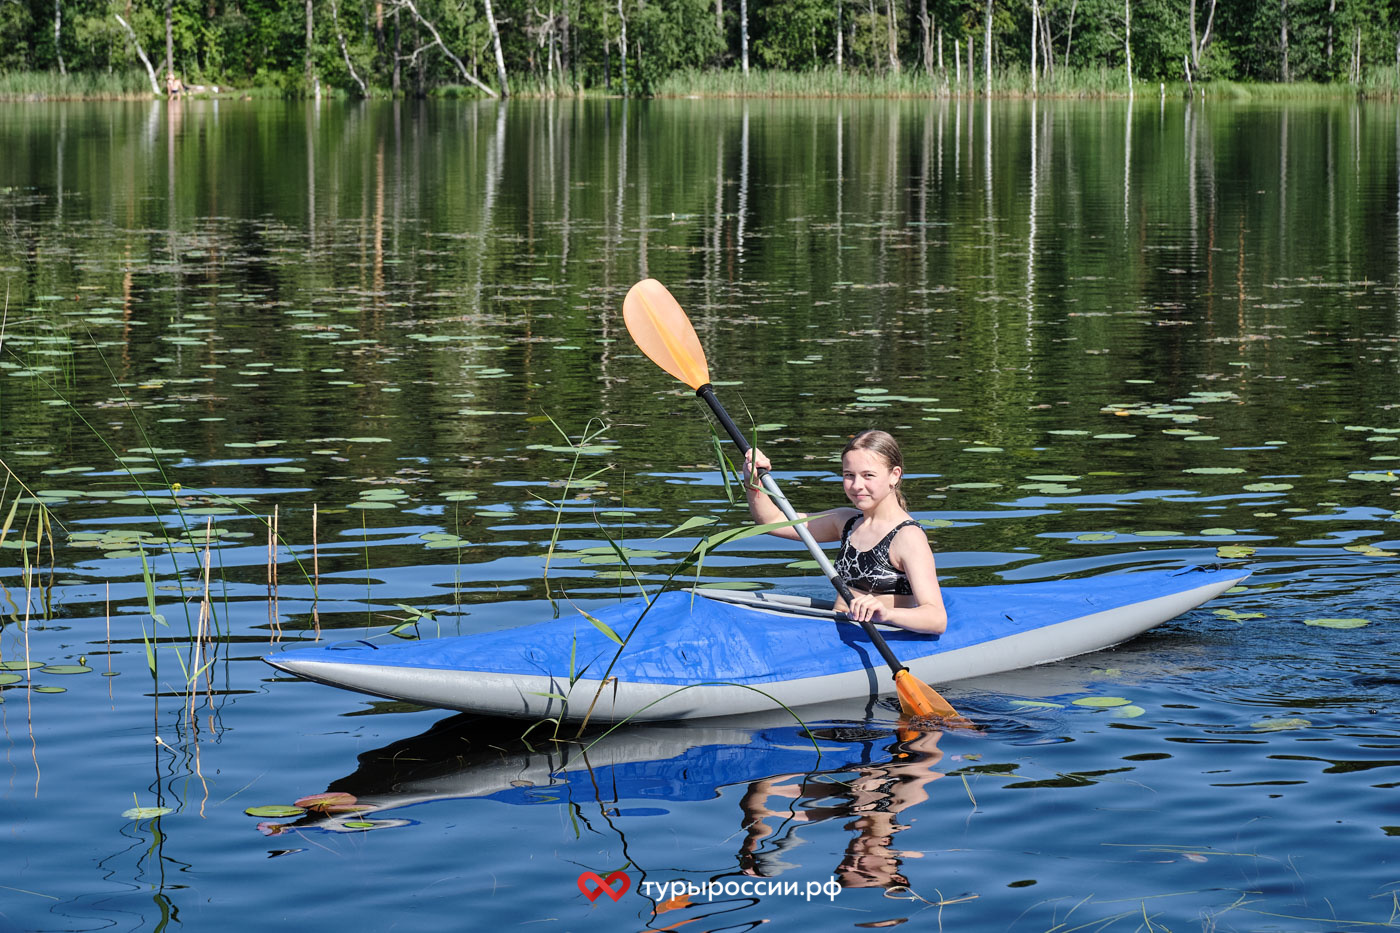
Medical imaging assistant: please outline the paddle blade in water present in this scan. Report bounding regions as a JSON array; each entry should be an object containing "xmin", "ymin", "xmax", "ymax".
[
  {"xmin": 894, "ymin": 669, "xmax": 961, "ymax": 721},
  {"xmin": 623, "ymin": 279, "xmax": 711, "ymax": 390}
]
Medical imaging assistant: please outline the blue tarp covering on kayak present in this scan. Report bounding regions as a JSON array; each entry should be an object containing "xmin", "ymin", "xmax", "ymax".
[{"xmin": 272, "ymin": 566, "xmax": 1240, "ymax": 687}]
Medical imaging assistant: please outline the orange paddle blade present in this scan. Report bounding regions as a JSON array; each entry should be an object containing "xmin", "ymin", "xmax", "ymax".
[
  {"xmin": 623, "ymin": 279, "xmax": 711, "ymax": 390},
  {"xmin": 894, "ymin": 669, "xmax": 962, "ymax": 722}
]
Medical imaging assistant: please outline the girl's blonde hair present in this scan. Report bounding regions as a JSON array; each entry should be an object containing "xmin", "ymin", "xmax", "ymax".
[{"xmin": 842, "ymin": 429, "xmax": 907, "ymax": 510}]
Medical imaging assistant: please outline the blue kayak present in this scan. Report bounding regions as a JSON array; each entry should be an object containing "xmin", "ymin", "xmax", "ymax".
[{"xmin": 265, "ymin": 565, "xmax": 1248, "ymax": 722}]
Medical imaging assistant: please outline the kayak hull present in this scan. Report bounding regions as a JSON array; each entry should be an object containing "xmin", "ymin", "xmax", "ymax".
[{"xmin": 266, "ymin": 565, "xmax": 1247, "ymax": 722}]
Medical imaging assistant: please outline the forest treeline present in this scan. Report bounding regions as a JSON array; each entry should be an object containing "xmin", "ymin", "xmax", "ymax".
[{"xmin": 3, "ymin": 0, "xmax": 1400, "ymax": 97}]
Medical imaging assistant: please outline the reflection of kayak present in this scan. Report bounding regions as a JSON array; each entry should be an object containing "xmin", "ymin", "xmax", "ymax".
[
  {"xmin": 278, "ymin": 709, "xmax": 887, "ymax": 833},
  {"xmin": 265, "ymin": 565, "xmax": 1247, "ymax": 722}
]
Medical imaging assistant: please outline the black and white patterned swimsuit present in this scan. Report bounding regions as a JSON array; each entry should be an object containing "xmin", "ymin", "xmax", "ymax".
[{"xmin": 833, "ymin": 516, "xmax": 923, "ymax": 596}]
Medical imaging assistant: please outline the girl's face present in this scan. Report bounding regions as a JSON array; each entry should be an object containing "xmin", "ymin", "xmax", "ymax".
[{"xmin": 842, "ymin": 449, "xmax": 902, "ymax": 509}]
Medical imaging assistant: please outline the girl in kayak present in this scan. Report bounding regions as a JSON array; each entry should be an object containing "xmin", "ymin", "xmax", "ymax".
[{"xmin": 743, "ymin": 430, "xmax": 947, "ymax": 634}]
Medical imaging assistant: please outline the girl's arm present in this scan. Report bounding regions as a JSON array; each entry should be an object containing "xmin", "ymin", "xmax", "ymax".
[
  {"xmin": 743, "ymin": 448, "xmax": 853, "ymax": 542},
  {"xmin": 845, "ymin": 526, "xmax": 948, "ymax": 634}
]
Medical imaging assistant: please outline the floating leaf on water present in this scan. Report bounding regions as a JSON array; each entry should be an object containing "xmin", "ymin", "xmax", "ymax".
[
  {"xmin": 1244, "ymin": 482, "xmax": 1293, "ymax": 492},
  {"xmin": 123, "ymin": 806, "xmax": 174, "ymax": 819},
  {"xmin": 39, "ymin": 665, "xmax": 91, "ymax": 675},
  {"xmin": 919, "ymin": 519, "xmax": 955, "ymax": 528},
  {"xmin": 1112, "ymin": 705, "xmax": 1146, "ymax": 718},
  {"xmin": 1026, "ymin": 474, "xmax": 1080, "ymax": 482},
  {"xmin": 947, "ymin": 482, "xmax": 1001, "ymax": 490},
  {"xmin": 294, "ymin": 792, "xmax": 361, "ymax": 813},
  {"xmin": 963, "ymin": 446, "xmax": 1003, "ymax": 453},
  {"xmin": 442, "ymin": 491, "xmax": 478, "ymax": 502},
  {"xmin": 1348, "ymin": 472, "xmax": 1396, "ymax": 483},
  {"xmin": 345, "ymin": 437, "xmax": 393, "ymax": 444},
  {"xmin": 1136, "ymin": 530, "xmax": 1183, "ymax": 538},
  {"xmin": 0, "ymin": 660, "xmax": 43, "ymax": 671},
  {"xmin": 1252, "ymin": 718, "xmax": 1311, "ymax": 732},
  {"xmin": 1184, "ymin": 467, "xmax": 1245, "ymax": 475},
  {"xmin": 1183, "ymin": 435, "xmax": 1221, "ymax": 442},
  {"xmin": 1047, "ymin": 430, "xmax": 1091, "ymax": 436},
  {"xmin": 1216, "ymin": 545, "xmax": 1256, "ymax": 559},
  {"xmin": 696, "ymin": 581, "xmax": 763, "ymax": 590},
  {"xmin": 245, "ymin": 805, "xmax": 307, "ymax": 818},
  {"xmin": 1072, "ymin": 696, "xmax": 1131, "ymax": 708},
  {"xmin": 347, "ymin": 501, "xmax": 396, "ymax": 510},
  {"xmin": 1094, "ymin": 433, "xmax": 1136, "ymax": 440},
  {"xmin": 0, "ymin": 673, "xmax": 24, "ymax": 686},
  {"xmin": 1200, "ymin": 528, "xmax": 1237, "ymax": 536},
  {"xmin": 1303, "ymin": 617, "xmax": 1370, "ymax": 629},
  {"xmin": 1076, "ymin": 533, "xmax": 1116, "ymax": 542},
  {"xmin": 786, "ymin": 559, "xmax": 821, "ymax": 569},
  {"xmin": 32, "ymin": 686, "xmax": 65, "ymax": 693}
]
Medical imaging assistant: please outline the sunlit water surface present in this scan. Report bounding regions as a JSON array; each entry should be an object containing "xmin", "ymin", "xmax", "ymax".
[{"xmin": 0, "ymin": 97, "xmax": 1397, "ymax": 931}]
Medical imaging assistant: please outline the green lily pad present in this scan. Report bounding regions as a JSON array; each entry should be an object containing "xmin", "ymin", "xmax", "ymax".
[
  {"xmin": 0, "ymin": 660, "xmax": 43, "ymax": 671},
  {"xmin": 963, "ymin": 446, "xmax": 1003, "ymax": 453},
  {"xmin": 786, "ymin": 560, "xmax": 821, "ymax": 570},
  {"xmin": 1303, "ymin": 617, "xmax": 1370, "ymax": 629},
  {"xmin": 1184, "ymin": 467, "xmax": 1245, "ymax": 475},
  {"xmin": 947, "ymin": 482, "xmax": 1001, "ymax": 490},
  {"xmin": 1200, "ymin": 528, "xmax": 1237, "ymax": 536},
  {"xmin": 1076, "ymin": 533, "xmax": 1116, "ymax": 542},
  {"xmin": 1112, "ymin": 705, "xmax": 1146, "ymax": 718},
  {"xmin": 1244, "ymin": 482, "xmax": 1293, "ymax": 492},
  {"xmin": 123, "ymin": 806, "xmax": 174, "ymax": 819},
  {"xmin": 32, "ymin": 686, "xmax": 65, "ymax": 693},
  {"xmin": 1094, "ymin": 433, "xmax": 1136, "ymax": 440},
  {"xmin": 245, "ymin": 805, "xmax": 307, "ymax": 818},
  {"xmin": 1136, "ymin": 530, "xmax": 1183, "ymax": 538},
  {"xmin": 1349, "ymin": 472, "xmax": 1396, "ymax": 483},
  {"xmin": 1252, "ymin": 718, "xmax": 1311, "ymax": 732},
  {"xmin": 1216, "ymin": 545, "xmax": 1256, "ymax": 558},
  {"xmin": 1047, "ymin": 430, "xmax": 1090, "ymax": 436},
  {"xmin": 0, "ymin": 673, "xmax": 24, "ymax": 686},
  {"xmin": 39, "ymin": 665, "xmax": 91, "ymax": 675},
  {"xmin": 1072, "ymin": 696, "xmax": 1131, "ymax": 708}
]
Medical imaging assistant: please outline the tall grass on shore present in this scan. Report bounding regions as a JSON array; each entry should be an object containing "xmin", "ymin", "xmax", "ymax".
[
  {"xmin": 652, "ymin": 65, "xmax": 1390, "ymax": 100},
  {"xmin": 0, "ymin": 70, "xmax": 154, "ymax": 100}
]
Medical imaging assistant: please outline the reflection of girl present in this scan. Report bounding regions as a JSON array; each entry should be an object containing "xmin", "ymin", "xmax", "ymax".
[
  {"xmin": 737, "ymin": 729, "xmax": 945, "ymax": 889},
  {"xmin": 743, "ymin": 430, "xmax": 947, "ymax": 634}
]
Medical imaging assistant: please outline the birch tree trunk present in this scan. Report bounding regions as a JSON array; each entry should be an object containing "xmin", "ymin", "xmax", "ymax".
[
  {"xmin": 920, "ymin": 0, "xmax": 930, "ymax": 75},
  {"xmin": 165, "ymin": 0, "xmax": 173, "ymax": 78},
  {"xmin": 330, "ymin": 0, "xmax": 366, "ymax": 95},
  {"xmin": 886, "ymin": 0, "xmax": 899, "ymax": 73},
  {"xmin": 1124, "ymin": 0, "xmax": 1133, "ymax": 97},
  {"xmin": 1279, "ymin": 0, "xmax": 1289, "ymax": 82},
  {"xmin": 55, "ymin": 0, "xmax": 66, "ymax": 75},
  {"xmin": 1029, "ymin": 0, "xmax": 1037, "ymax": 93},
  {"xmin": 740, "ymin": 0, "xmax": 749, "ymax": 75},
  {"xmin": 396, "ymin": 0, "xmax": 500, "ymax": 96},
  {"xmin": 305, "ymin": 0, "xmax": 315, "ymax": 88},
  {"xmin": 483, "ymin": 0, "xmax": 510, "ymax": 96},
  {"xmin": 618, "ymin": 0, "xmax": 629, "ymax": 92},
  {"xmin": 114, "ymin": 12, "xmax": 160, "ymax": 93},
  {"xmin": 982, "ymin": 0, "xmax": 991, "ymax": 93}
]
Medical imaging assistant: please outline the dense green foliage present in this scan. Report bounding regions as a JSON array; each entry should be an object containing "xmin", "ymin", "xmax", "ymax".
[{"xmin": 4, "ymin": 0, "xmax": 1400, "ymax": 96}]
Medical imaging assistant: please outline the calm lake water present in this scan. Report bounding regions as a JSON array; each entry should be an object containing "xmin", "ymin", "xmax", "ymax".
[{"xmin": 0, "ymin": 97, "xmax": 1397, "ymax": 931}]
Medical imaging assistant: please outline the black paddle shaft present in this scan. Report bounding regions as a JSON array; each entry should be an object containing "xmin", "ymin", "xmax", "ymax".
[{"xmin": 694, "ymin": 384, "xmax": 911, "ymax": 676}]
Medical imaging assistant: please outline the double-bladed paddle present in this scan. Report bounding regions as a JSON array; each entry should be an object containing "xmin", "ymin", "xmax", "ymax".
[{"xmin": 623, "ymin": 277, "xmax": 961, "ymax": 722}]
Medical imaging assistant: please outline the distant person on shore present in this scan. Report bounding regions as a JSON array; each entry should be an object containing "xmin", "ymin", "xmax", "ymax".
[{"xmin": 165, "ymin": 71, "xmax": 184, "ymax": 97}]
